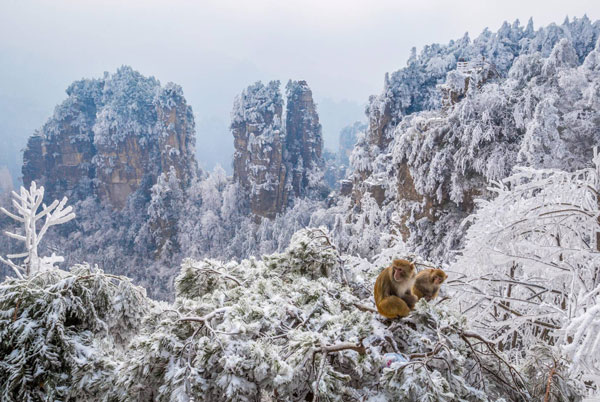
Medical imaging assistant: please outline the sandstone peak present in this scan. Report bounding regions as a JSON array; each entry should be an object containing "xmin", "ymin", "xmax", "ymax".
[
  {"xmin": 231, "ymin": 79, "xmax": 323, "ymax": 219},
  {"xmin": 22, "ymin": 66, "xmax": 196, "ymax": 209}
]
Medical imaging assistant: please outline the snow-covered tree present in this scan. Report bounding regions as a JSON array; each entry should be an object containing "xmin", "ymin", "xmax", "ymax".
[
  {"xmin": 347, "ymin": 21, "xmax": 600, "ymax": 263},
  {"xmin": 450, "ymin": 150, "xmax": 600, "ymax": 389},
  {"xmin": 0, "ymin": 181, "xmax": 75, "ymax": 278},
  {"xmin": 0, "ymin": 264, "xmax": 150, "ymax": 401}
]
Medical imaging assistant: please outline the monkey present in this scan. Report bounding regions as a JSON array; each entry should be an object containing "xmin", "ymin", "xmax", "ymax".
[
  {"xmin": 412, "ymin": 269, "xmax": 448, "ymax": 302},
  {"xmin": 373, "ymin": 259, "xmax": 417, "ymax": 319}
]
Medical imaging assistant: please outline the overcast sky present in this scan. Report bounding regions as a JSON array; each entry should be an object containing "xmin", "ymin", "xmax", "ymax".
[{"xmin": 1, "ymin": 0, "xmax": 600, "ymax": 178}]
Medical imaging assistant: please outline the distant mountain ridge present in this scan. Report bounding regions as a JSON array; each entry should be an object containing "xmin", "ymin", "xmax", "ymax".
[{"xmin": 348, "ymin": 16, "xmax": 600, "ymax": 259}]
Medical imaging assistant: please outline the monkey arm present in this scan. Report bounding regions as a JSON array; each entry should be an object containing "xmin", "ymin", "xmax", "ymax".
[
  {"xmin": 401, "ymin": 292, "xmax": 417, "ymax": 309},
  {"xmin": 429, "ymin": 287, "xmax": 440, "ymax": 301},
  {"xmin": 376, "ymin": 296, "xmax": 411, "ymax": 319}
]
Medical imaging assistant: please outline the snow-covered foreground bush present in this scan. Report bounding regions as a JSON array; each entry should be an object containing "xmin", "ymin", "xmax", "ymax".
[
  {"xmin": 0, "ymin": 228, "xmax": 587, "ymax": 400},
  {"xmin": 450, "ymin": 154, "xmax": 600, "ymax": 392}
]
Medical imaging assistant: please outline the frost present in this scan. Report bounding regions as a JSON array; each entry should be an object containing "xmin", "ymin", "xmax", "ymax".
[
  {"xmin": 450, "ymin": 150, "xmax": 600, "ymax": 385},
  {"xmin": 0, "ymin": 182, "xmax": 75, "ymax": 278}
]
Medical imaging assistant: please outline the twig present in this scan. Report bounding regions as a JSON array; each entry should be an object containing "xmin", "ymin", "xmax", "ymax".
[
  {"xmin": 179, "ymin": 306, "xmax": 231, "ymax": 323},
  {"xmin": 460, "ymin": 330, "xmax": 529, "ymax": 399},
  {"xmin": 414, "ymin": 262, "xmax": 441, "ymax": 270},
  {"xmin": 12, "ymin": 298, "xmax": 20, "ymax": 322},
  {"xmin": 0, "ymin": 256, "xmax": 24, "ymax": 279},
  {"xmin": 194, "ymin": 262, "xmax": 242, "ymax": 286},
  {"xmin": 353, "ymin": 302, "xmax": 377, "ymax": 314},
  {"xmin": 408, "ymin": 342, "xmax": 443, "ymax": 359},
  {"xmin": 318, "ymin": 342, "xmax": 366, "ymax": 355},
  {"xmin": 544, "ymin": 361, "xmax": 557, "ymax": 402},
  {"xmin": 178, "ymin": 307, "xmax": 240, "ymax": 335}
]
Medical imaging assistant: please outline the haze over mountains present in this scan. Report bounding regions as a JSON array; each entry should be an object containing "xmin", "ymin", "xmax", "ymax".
[
  {"xmin": 1, "ymin": 15, "xmax": 598, "ymax": 298},
  {"xmin": 2, "ymin": 0, "xmax": 599, "ymax": 188}
]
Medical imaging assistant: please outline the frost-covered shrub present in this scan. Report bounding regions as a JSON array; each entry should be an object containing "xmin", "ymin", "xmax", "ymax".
[
  {"xmin": 0, "ymin": 264, "xmax": 150, "ymax": 401},
  {"xmin": 0, "ymin": 182, "xmax": 75, "ymax": 278},
  {"xmin": 0, "ymin": 223, "xmax": 586, "ymax": 400},
  {"xmin": 380, "ymin": 303, "xmax": 584, "ymax": 401},
  {"xmin": 119, "ymin": 230, "xmax": 377, "ymax": 401}
]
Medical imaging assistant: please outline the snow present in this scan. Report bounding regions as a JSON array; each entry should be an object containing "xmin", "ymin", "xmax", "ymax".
[{"xmin": 1, "ymin": 15, "xmax": 600, "ymax": 401}]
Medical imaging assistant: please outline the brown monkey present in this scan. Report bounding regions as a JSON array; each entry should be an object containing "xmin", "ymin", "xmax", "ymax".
[
  {"xmin": 374, "ymin": 259, "xmax": 417, "ymax": 319},
  {"xmin": 412, "ymin": 269, "xmax": 448, "ymax": 301}
]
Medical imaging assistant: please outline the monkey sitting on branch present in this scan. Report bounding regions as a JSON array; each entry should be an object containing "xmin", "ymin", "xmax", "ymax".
[
  {"xmin": 373, "ymin": 259, "xmax": 417, "ymax": 319},
  {"xmin": 412, "ymin": 268, "xmax": 447, "ymax": 302}
]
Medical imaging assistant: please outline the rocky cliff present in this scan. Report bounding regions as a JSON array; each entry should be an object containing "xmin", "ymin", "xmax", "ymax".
[
  {"xmin": 231, "ymin": 80, "xmax": 323, "ymax": 219},
  {"xmin": 22, "ymin": 66, "xmax": 196, "ymax": 209},
  {"xmin": 284, "ymin": 80, "xmax": 323, "ymax": 198},
  {"xmin": 347, "ymin": 17, "xmax": 600, "ymax": 260}
]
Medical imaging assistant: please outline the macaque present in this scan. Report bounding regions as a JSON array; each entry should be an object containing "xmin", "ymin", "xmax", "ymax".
[
  {"xmin": 412, "ymin": 269, "xmax": 448, "ymax": 301},
  {"xmin": 374, "ymin": 259, "xmax": 417, "ymax": 319}
]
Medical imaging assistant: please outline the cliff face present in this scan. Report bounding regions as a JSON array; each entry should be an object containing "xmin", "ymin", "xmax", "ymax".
[
  {"xmin": 231, "ymin": 80, "xmax": 323, "ymax": 219},
  {"xmin": 22, "ymin": 67, "xmax": 196, "ymax": 209},
  {"xmin": 284, "ymin": 81, "xmax": 323, "ymax": 198},
  {"xmin": 231, "ymin": 81, "xmax": 286, "ymax": 218}
]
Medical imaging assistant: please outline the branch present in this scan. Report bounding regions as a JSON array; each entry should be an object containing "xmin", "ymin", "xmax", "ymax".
[
  {"xmin": 352, "ymin": 302, "xmax": 378, "ymax": 314},
  {"xmin": 35, "ymin": 199, "xmax": 59, "ymax": 220},
  {"xmin": 9, "ymin": 189, "xmax": 26, "ymax": 204},
  {"xmin": 544, "ymin": 363, "xmax": 557, "ymax": 402},
  {"xmin": 179, "ymin": 307, "xmax": 231, "ymax": 324},
  {"xmin": 318, "ymin": 342, "xmax": 366, "ymax": 355},
  {"xmin": 0, "ymin": 207, "xmax": 24, "ymax": 223},
  {"xmin": 3, "ymin": 231, "xmax": 26, "ymax": 242},
  {"xmin": 311, "ymin": 340, "xmax": 366, "ymax": 401},
  {"xmin": 493, "ymin": 301, "xmax": 561, "ymax": 330},
  {"xmin": 0, "ymin": 256, "xmax": 24, "ymax": 279},
  {"xmin": 478, "ymin": 276, "xmax": 566, "ymax": 297},
  {"xmin": 460, "ymin": 329, "xmax": 529, "ymax": 400},
  {"xmin": 193, "ymin": 264, "xmax": 242, "ymax": 286},
  {"xmin": 7, "ymin": 252, "xmax": 28, "ymax": 259},
  {"xmin": 414, "ymin": 262, "xmax": 441, "ymax": 270},
  {"xmin": 409, "ymin": 343, "xmax": 444, "ymax": 359}
]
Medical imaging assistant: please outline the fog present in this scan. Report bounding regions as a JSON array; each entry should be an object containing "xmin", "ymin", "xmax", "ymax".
[{"xmin": 1, "ymin": 0, "xmax": 599, "ymax": 184}]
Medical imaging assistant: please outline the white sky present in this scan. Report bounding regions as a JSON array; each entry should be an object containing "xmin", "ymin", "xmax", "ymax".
[{"xmin": 1, "ymin": 0, "xmax": 599, "ymax": 173}]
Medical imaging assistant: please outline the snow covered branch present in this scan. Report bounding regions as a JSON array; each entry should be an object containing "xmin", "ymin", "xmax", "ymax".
[{"xmin": 451, "ymin": 150, "xmax": 600, "ymax": 384}]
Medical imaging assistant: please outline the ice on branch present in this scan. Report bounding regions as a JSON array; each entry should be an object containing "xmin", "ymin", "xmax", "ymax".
[
  {"xmin": 0, "ymin": 181, "xmax": 75, "ymax": 278},
  {"xmin": 451, "ymin": 148, "xmax": 600, "ymax": 384}
]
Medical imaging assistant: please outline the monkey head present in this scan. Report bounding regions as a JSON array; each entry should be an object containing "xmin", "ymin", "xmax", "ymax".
[
  {"xmin": 430, "ymin": 269, "xmax": 448, "ymax": 285},
  {"xmin": 390, "ymin": 259, "xmax": 415, "ymax": 282}
]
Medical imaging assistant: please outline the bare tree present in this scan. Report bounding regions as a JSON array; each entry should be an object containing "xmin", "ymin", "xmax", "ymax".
[{"xmin": 0, "ymin": 181, "xmax": 75, "ymax": 278}]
